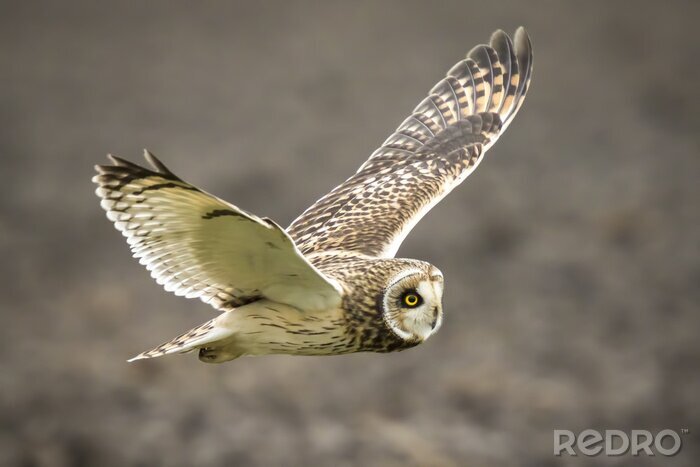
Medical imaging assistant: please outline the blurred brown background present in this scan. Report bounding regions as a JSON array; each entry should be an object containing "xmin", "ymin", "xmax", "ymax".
[{"xmin": 1, "ymin": 1, "xmax": 698, "ymax": 466}]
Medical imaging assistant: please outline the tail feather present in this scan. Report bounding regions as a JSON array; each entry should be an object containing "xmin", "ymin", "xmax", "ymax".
[{"xmin": 128, "ymin": 318, "xmax": 230, "ymax": 362}]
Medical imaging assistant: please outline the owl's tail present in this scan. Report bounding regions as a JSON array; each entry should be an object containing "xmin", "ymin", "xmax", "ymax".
[{"xmin": 128, "ymin": 317, "xmax": 232, "ymax": 362}]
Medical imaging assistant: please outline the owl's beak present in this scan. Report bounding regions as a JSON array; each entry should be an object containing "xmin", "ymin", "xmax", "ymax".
[{"xmin": 429, "ymin": 306, "xmax": 440, "ymax": 328}]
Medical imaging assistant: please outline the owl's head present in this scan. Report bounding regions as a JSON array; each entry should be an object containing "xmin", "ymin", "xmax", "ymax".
[{"xmin": 381, "ymin": 264, "xmax": 444, "ymax": 343}]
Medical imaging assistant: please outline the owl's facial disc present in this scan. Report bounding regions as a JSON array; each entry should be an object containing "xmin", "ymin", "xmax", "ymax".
[{"xmin": 382, "ymin": 268, "xmax": 444, "ymax": 342}]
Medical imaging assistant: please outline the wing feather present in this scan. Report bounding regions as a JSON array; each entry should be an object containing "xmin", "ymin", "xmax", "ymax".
[
  {"xmin": 94, "ymin": 151, "xmax": 341, "ymax": 312},
  {"xmin": 288, "ymin": 28, "xmax": 533, "ymax": 258}
]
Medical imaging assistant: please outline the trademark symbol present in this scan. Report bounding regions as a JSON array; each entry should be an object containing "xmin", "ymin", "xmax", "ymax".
[{"xmin": 680, "ymin": 428, "xmax": 689, "ymax": 435}]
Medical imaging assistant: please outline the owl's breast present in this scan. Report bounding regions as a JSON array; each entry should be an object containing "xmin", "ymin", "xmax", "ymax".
[{"xmin": 340, "ymin": 294, "xmax": 421, "ymax": 353}]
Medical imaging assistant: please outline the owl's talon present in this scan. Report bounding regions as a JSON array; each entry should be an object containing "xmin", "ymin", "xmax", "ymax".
[{"xmin": 199, "ymin": 348, "xmax": 217, "ymax": 360}]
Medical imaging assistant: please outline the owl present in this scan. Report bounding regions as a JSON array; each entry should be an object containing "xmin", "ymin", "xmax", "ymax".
[{"xmin": 94, "ymin": 28, "xmax": 533, "ymax": 363}]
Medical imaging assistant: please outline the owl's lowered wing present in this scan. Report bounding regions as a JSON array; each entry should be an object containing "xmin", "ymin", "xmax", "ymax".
[
  {"xmin": 288, "ymin": 28, "xmax": 532, "ymax": 258},
  {"xmin": 93, "ymin": 152, "xmax": 342, "ymax": 312}
]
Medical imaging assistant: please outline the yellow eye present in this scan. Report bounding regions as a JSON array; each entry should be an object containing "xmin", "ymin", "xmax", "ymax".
[{"xmin": 402, "ymin": 292, "xmax": 422, "ymax": 308}]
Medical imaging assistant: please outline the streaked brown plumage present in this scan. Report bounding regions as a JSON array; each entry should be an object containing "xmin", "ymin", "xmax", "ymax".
[{"xmin": 93, "ymin": 27, "xmax": 533, "ymax": 363}]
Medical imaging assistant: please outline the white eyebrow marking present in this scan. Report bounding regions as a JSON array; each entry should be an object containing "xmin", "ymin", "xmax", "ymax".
[{"xmin": 386, "ymin": 269, "xmax": 423, "ymax": 289}]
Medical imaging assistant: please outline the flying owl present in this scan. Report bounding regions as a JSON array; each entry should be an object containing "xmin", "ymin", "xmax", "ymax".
[{"xmin": 94, "ymin": 28, "xmax": 533, "ymax": 363}]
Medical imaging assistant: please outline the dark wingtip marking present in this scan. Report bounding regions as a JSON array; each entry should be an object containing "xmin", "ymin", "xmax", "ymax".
[
  {"xmin": 514, "ymin": 27, "xmax": 533, "ymax": 78},
  {"xmin": 512, "ymin": 28, "xmax": 533, "ymax": 111},
  {"xmin": 143, "ymin": 149, "xmax": 176, "ymax": 177},
  {"xmin": 490, "ymin": 29, "xmax": 508, "ymax": 42},
  {"xmin": 514, "ymin": 27, "xmax": 532, "ymax": 59},
  {"xmin": 93, "ymin": 151, "xmax": 183, "ymax": 191},
  {"xmin": 109, "ymin": 155, "xmax": 145, "ymax": 170},
  {"xmin": 515, "ymin": 26, "xmax": 529, "ymax": 41}
]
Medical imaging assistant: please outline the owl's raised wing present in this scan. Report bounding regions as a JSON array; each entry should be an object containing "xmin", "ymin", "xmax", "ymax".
[
  {"xmin": 288, "ymin": 28, "xmax": 532, "ymax": 258},
  {"xmin": 93, "ymin": 152, "xmax": 342, "ymax": 313}
]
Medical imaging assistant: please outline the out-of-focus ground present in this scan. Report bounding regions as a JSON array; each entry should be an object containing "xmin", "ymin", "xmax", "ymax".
[{"xmin": 1, "ymin": 1, "xmax": 698, "ymax": 466}]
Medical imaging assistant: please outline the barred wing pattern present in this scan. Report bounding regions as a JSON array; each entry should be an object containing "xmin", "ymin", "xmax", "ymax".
[
  {"xmin": 93, "ymin": 152, "xmax": 342, "ymax": 313},
  {"xmin": 288, "ymin": 28, "xmax": 532, "ymax": 258}
]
